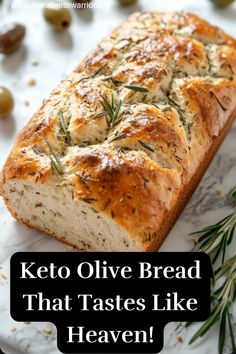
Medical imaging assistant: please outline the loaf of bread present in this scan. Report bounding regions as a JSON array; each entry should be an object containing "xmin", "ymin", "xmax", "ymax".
[{"xmin": 1, "ymin": 12, "xmax": 236, "ymax": 251}]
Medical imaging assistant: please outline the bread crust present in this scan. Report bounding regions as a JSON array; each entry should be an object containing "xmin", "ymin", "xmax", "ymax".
[
  {"xmin": 147, "ymin": 106, "xmax": 236, "ymax": 251},
  {"xmin": 1, "ymin": 12, "xmax": 236, "ymax": 251}
]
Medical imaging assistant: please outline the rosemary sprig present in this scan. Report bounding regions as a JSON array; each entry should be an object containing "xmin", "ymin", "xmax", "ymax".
[
  {"xmin": 189, "ymin": 255, "xmax": 236, "ymax": 354},
  {"xmin": 100, "ymin": 94, "xmax": 123, "ymax": 128},
  {"xmin": 189, "ymin": 199, "xmax": 236, "ymax": 354},
  {"xmin": 49, "ymin": 152, "xmax": 65, "ymax": 175},
  {"xmin": 190, "ymin": 212, "xmax": 236, "ymax": 264},
  {"xmin": 124, "ymin": 84, "xmax": 149, "ymax": 93},
  {"xmin": 58, "ymin": 111, "xmax": 72, "ymax": 145}
]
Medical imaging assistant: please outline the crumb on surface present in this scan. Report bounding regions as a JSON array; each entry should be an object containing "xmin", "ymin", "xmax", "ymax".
[
  {"xmin": 24, "ymin": 100, "xmax": 30, "ymax": 107},
  {"xmin": 177, "ymin": 335, "xmax": 184, "ymax": 343},
  {"xmin": 32, "ymin": 60, "xmax": 39, "ymax": 66},
  {"xmin": 27, "ymin": 78, "xmax": 37, "ymax": 87},
  {"xmin": 191, "ymin": 218, "xmax": 197, "ymax": 225},
  {"xmin": 44, "ymin": 325, "xmax": 52, "ymax": 336},
  {"xmin": 0, "ymin": 270, "xmax": 7, "ymax": 279},
  {"xmin": 10, "ymin": 326, "xmax": 17, "ymax": 333},
  {"xmin": 24, "ymin": 321, "xmax": 31, "ymax": 325},
  {"xmin": 216, "ymin": 188, "xmax": 224, "ymax": 197}
]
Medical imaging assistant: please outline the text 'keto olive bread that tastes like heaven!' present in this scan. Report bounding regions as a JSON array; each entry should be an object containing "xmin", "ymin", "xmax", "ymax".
[{"xmin": 1, "ymin": 12, "xmax": 236, "ymax": 251}]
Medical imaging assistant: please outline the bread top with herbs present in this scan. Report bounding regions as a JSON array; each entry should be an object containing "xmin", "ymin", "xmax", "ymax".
[{"xmin": 2, "ymin": 12, "xmax": 236, "ymax": 250}]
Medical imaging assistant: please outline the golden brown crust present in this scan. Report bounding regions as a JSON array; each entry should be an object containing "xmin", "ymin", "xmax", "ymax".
[
  {"xmin": 65, "ymin": 147, "xmax": 181, "ymax": 249},
  {"xmin": 147, "ymin": 106, "xmax": 236, "ymax": 251},
  {"xmin": 1, "ymin": 12, "xmax": 236, "ymax": 250}
]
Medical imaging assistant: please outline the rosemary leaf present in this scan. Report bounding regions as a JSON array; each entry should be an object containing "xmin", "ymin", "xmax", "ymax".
[
  {"xmin": 94, "ymin": 111, "xmax": 109, "ymax": 119},
  {"xmin": 190, "ymin": 212, "xmax": 236, "ymax": 264},
  {"xmin": 227, "ymin": 308, "xmax": 236, "ymax": 351},
  {"xmin": 110, "ymin": 133, "xmax": 127, "ymax": 142},
  {"xmin": 189, "ymin": 205, "xmax": 236, "ymax": 354},
  {"xmin": 230, "ymin": 186, "xmax": 236, "ymax": 203},
  {"xmin": 75, "ymin": 172, "xmax": 91, "ymax": 190},
  {"xmin": 100, "ymin": 94, "xmax": 123, "ymax": 128},
  {"xmin": 189, "ymin": 256, "xmax": 236, "ymax": 353},
  {"xmin": 58, "ymin": 111, "xmax": 72, "ymax": 145},
  {"xmin": 75, "ymin": 65, "xmax": 107, "ymax": 84},
  {"xmin": 138, "ymin": 140, "xmax": 155, "ymax": 152},
  {"xmin": 124, "ymin": 84, "xmax": 149, "ymax": 93},
  {"xmin": 219, "ymin": 304, "xmax": 227, "ymax": 354},
  {"xmin": 93, "ymin": 64, "xmax": 107, "ymax": 77},
  {"xmin": 103, "ymin": 199, "xmax": 111, "ymax": 211},
  {"xmin": 59, "ymin": 111, "xmax": 67, "ymax": 133},
  {"xmin": 82, "ymin": 197, "xmax": 98, "ymax": 204},
  {"xmin": 79, "ymin": 176, "xmax": 89, "ymax": 189},
  {"xmin": 100, "ymin": 95, "xmax": 113, "ymax": 117},
  {"xmin": 77, "ymin": 76, "xmax": 90, "ymax": 83},
  {"xmin": 110, "ymin": 98, "xmax": 122, "ymax": 127},
  {"xmin": 189, "ymin": 305, "xmax": 221, "ymax": 344},
  {"xmin": 49, "ymin": 153, "xmax": 65, "ymax": 176}
]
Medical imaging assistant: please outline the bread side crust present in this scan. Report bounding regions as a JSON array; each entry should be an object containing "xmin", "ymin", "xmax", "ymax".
[{"xmin": 147, "ymin": 107, "xmax": 236, "ymax": 251}]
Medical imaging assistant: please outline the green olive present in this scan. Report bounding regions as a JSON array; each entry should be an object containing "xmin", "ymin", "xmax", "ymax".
[
  {"xmin": 0, "ymin": 23, "xmax": 26, "ymax": 55},
  {"xmin": 0, "ymin": 87, "xmax": 14, "ymax": 119},
  {"xmin": 210, "ymin": 0, "xmax": 235, "ymax": 6},
  {"xmin": 43, "ymin": 8, "xmax": 72, "ymax": 31},
  {"xmin": 118, "ymin": 0, "xmax": 138, "ymax": 5}
]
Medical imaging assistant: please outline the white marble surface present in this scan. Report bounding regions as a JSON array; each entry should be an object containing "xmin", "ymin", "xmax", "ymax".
[{"xmin": 0, "ymin": 0, "xmax": 236, "ymax": 353}]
